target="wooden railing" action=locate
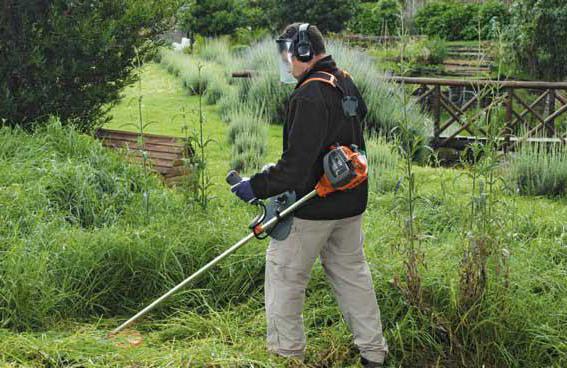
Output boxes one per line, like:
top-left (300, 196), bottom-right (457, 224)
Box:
top-left (389, 77), bottom-right (567, 149)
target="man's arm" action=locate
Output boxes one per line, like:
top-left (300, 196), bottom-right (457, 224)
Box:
top-left (250, 96), bottom-right (328, 199)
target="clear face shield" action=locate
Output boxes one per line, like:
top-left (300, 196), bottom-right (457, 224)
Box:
top-left (276, 39), bottom-right (297, 84)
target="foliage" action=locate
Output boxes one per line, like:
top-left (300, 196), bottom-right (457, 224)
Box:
top-left (261, 0), bottom-right (359, 33)
top-left (0, 121), bottom-right (266, 330)
top-left (1, 70), bottom-right (567, 366)
top-left (188, 65), bottom-right (215, 209)
top-left (405, 37), bottom-right (448, 65)
top-left (159, 50), bottom-right (230, 105)
top-left (415, 0), bottom-right (510, 41)
top-left (366, 135), bottom-right (401, 193)
top-left (348, 0), bottom-right (402, 36)
top-left (227, 106), bottom-right (269, 173)
top-left (177, 0), bottom-right (244, 37)
top-left (328, 40), bottom-right (432, 159)
top-left (506, 143), bottom-right (567, 197)
top-left (0, 0), bottom-right (176, 131)
top-left (505, 0), bottom-right (567, 81)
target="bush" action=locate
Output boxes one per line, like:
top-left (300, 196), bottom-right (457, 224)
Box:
top-left (506, 143), bottom-right (567, 197)
top-left (159, 50), bottom-right (229, 103)
top-left (366, 135), bottom-right (401, 193)
top-left (178, 0), bottom-right (244, 37)
top-left (227, 106), bottom-right (269, 173)
top-left (262, 0), bottom-right (359, 33)
top-left (415, 0), bottom-right (510, 41)
top-left (505, 0), bottom-right (567, 81)
top-left (0, 0), bottom-right (176, 131)
top-left (348, 0), bottom-right (402, 36)
top-left (407, 38), bottom-right (448, 65)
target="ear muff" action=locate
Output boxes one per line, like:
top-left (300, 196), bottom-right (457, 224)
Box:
top-left (295, 23), bottom-right (313, 62)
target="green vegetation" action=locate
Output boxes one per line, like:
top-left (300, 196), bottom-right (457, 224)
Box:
top-left (507, 143), bottom-right (567, 197)
top-left (415, 0), bottom-right (510, 41)
top-left (159, 37), bottom-right (431, 170)
top-left (348, 0), bottom-right (402, 36)
top-left (0, 0), bottom-right (176, 131)
top-left (505, 0), bottom-right (567, 81)
top-left (1, 62), bottom-right (566, 368)
top-left (368, 37), bottom-right (448, 75)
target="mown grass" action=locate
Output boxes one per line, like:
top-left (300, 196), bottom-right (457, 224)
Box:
top-left (1, 64), bottom-right (566, 368)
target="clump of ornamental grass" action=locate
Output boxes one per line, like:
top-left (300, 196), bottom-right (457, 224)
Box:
top-left (227, 105), bottom-right (268, 173)
top-left (159, 50), bottom-right (229, 104)
top-left (506, 142), bottom-right (567, 197)
top-left (328, 40), bottom-right (431, 160)
top-left (366, 134), bottom-right (401, 194)
top-left (197, 37), bottom-right (233, 67)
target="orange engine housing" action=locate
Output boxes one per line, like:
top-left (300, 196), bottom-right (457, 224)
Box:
top-left (315, 145), bottom-right (368, 197)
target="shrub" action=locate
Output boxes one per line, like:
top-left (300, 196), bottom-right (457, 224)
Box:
top-left (366, 135), bottom-right (401, 193)
top-left (505, 0), bottom-right (567, 81)
top-left (506, 143), bottom-right (567, 197)
top-left (227, 106), bottom-right (269, 173)
top-left (0, 0), bottom-right (176, 131)
top-left (177, 0), bottom-right (245, 37)
top-left (159, 50), bottom-right (229, 103)
top-left (403, 37), bottom-right (448, 65)
top-left (243, 72), bottom-right (292, 124)
top-left (262, 0), bottom-right (358, 33)
top-left (197, 38), bottom-right (233, 66)
top-left (348, 0), bottom-right (402, 36)
top-left (415, 1), bottom-right (510, 41)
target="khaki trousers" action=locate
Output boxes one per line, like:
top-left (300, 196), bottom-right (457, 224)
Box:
top-left (264, 214), bottom-right (388, 363)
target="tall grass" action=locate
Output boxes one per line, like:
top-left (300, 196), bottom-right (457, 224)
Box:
top-left (0, 121), bottom-right (266, 330)
top-left (1, 121), bottom-right (566, 367)
top-left (506, 142), bottom-right (567, 197)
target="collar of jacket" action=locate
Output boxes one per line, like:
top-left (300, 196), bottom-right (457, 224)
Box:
top-left (295, 55), bottom-right (338, 89)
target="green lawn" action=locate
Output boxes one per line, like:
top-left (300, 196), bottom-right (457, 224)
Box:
top-left (106, 63), bottom-right (283, 194)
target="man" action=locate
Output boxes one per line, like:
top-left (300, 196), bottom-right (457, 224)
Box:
top-left (231, 23), bottom-right (388, 367)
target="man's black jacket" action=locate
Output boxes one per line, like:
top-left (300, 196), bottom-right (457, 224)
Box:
top-left (249, 55), bottom-right (368, 220)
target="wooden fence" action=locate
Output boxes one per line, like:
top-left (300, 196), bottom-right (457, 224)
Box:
top-left (388, 77), bottom-right (567, 149)
top-left (95, 128), bottom-right (192, 185)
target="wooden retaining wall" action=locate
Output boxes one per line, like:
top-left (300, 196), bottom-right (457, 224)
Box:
top-left (95, 128), bottom-right (193, 185)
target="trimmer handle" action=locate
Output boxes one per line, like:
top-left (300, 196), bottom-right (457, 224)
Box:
top-left (226, 170), bottom-right (243, 186)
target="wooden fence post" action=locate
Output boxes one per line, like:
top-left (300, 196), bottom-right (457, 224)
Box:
top-left (433, 85), bottom-right (441, 141)
top-left (547, 89), bottom-right (556, 136)
top-left (504, 88), bottom-right (513, 151)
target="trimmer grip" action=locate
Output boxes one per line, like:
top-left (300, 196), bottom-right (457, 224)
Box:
top-left (226, 170), bottom-right (242, 186)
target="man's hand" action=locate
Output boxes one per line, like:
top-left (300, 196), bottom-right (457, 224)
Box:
top-left (231, 179), bottom-right (256, 203)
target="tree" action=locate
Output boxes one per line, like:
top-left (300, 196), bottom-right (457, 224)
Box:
top-left (349, 0), bottom-right (402, 36)
top-left (506, 0), bottom-right (567, 81)
top-left (0, 0), bottom-right (177, 131)
top-left (263, 0), bottom-right (359, 34)
top-left (178, 0), bottom-right (245, 37)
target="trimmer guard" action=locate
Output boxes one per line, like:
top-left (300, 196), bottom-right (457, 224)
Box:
top-left (264, 191), bottom-right (296, 240)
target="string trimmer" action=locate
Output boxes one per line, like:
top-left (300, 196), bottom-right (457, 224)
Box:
top-left (110, 144), bottom-right (368, 336)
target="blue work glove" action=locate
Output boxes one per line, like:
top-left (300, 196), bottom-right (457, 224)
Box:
top-left (231, 178), bottom-right (256, 203)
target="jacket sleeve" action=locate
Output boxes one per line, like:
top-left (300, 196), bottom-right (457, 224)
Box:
top-left (250, 96), bottom-right (328, 199)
